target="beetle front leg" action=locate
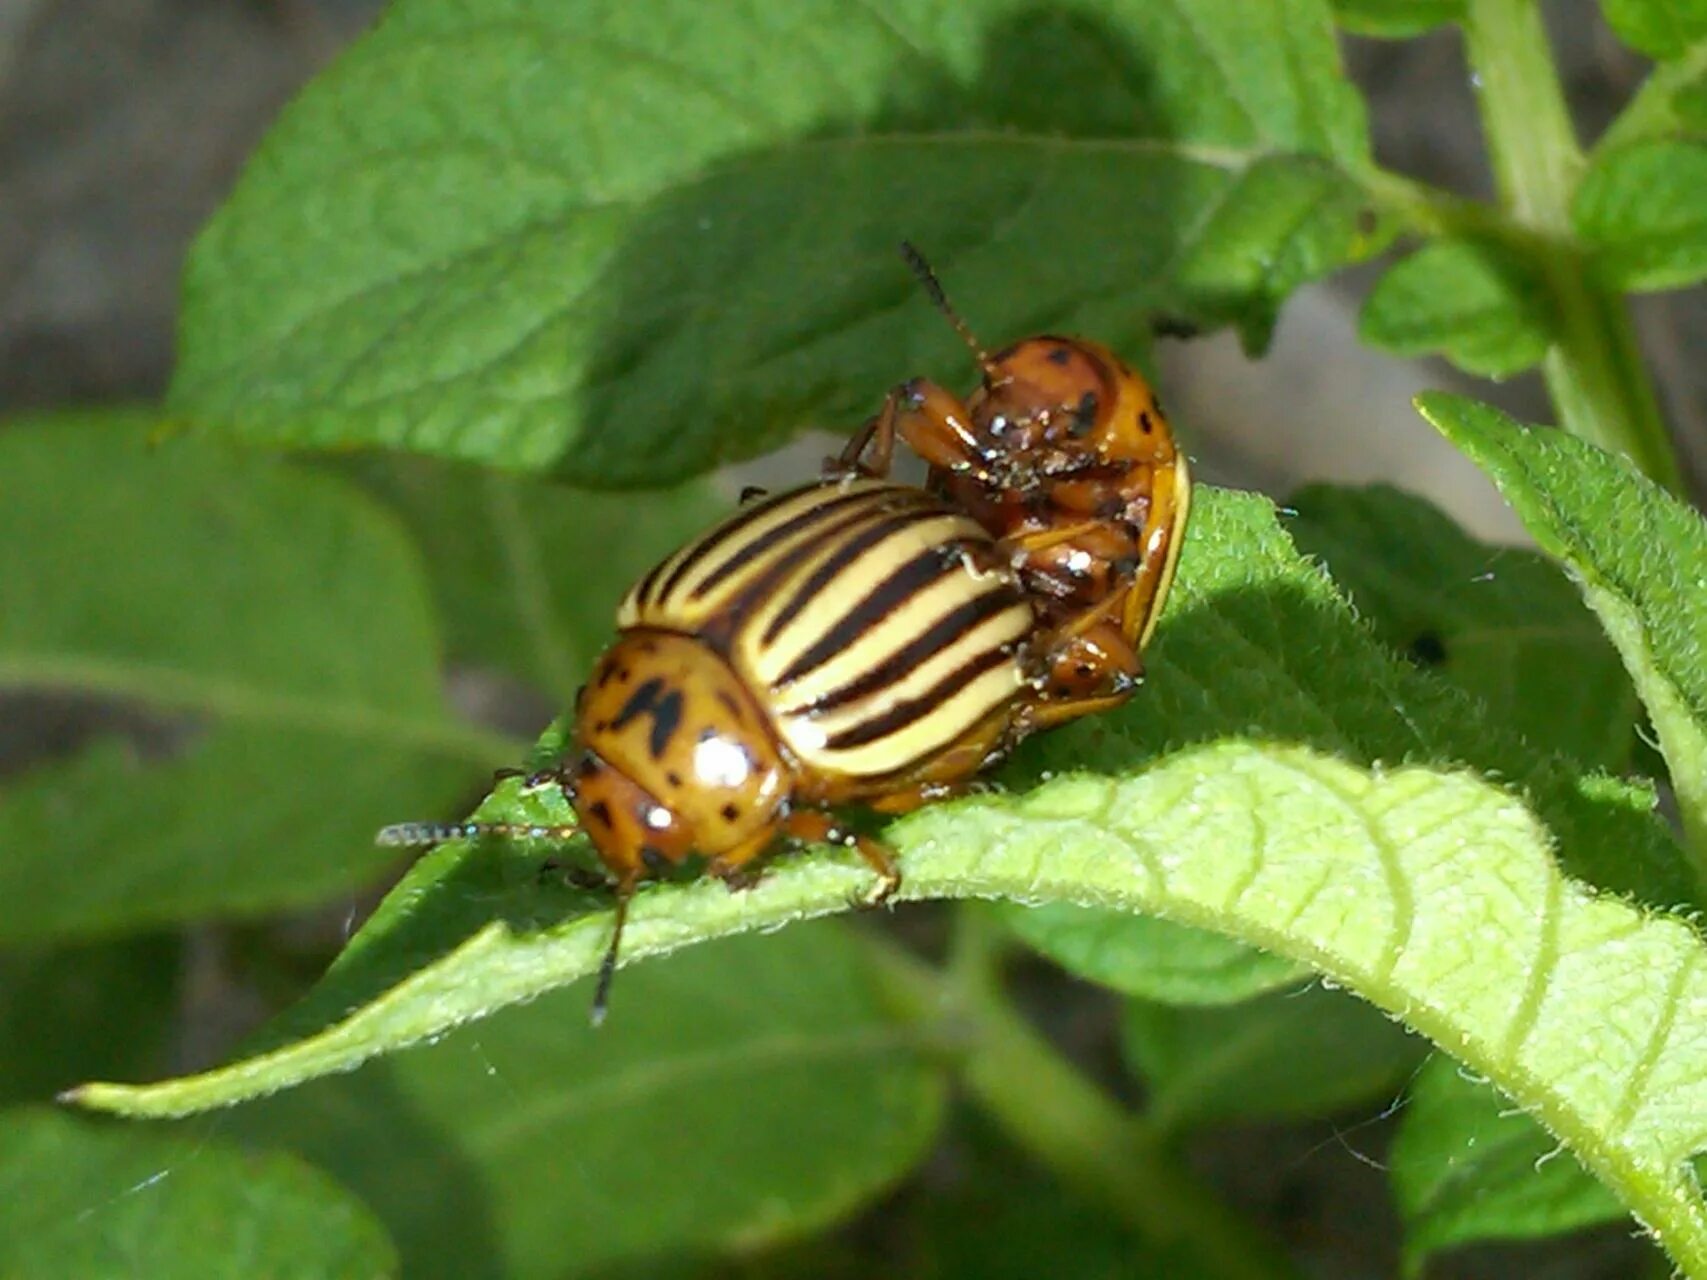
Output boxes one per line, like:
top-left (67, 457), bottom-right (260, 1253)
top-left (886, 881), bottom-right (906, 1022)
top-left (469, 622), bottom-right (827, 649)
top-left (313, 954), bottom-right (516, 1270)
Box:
top-left (829, 379), bottom-right (985, 479)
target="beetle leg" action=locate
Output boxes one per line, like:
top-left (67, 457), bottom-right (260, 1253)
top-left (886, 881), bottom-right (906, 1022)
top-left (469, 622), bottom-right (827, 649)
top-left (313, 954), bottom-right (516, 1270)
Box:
top-left (1011, 677), bottom-right (1138, 737)
top-left (999, 518), bottom-right (1113, 557)
top-left (704, 828), bottom-right (783, 893)
top-left (780, 810), bottom-right (901, 906)
top-left (830, 379), bottom-right (984, 480)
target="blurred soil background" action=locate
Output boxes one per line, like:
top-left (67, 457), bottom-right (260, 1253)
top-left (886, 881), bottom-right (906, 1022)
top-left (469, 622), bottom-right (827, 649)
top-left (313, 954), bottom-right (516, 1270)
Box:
top-left (0, 3), bottom-right (1700, 1277)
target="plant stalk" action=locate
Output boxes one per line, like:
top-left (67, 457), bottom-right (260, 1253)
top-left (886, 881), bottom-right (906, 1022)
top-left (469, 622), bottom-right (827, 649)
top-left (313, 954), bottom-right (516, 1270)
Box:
top-left (865, 912), bottom-right (1302, 1280)
top-left (1462, 0), bottom-right (1684, 492)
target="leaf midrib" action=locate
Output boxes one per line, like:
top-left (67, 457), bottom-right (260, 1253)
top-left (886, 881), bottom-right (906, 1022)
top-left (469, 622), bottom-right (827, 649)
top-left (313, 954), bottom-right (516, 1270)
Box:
top-left (0, 654), bottom-right (519, 766)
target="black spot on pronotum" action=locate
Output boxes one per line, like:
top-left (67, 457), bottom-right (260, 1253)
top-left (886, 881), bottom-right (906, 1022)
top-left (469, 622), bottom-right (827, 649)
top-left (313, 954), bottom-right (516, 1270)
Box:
top-left (612, 677), bottom-right (666, 730)
top-left (609, 676), bottom-right (686, 759)
top-left (1138, 411), bottom-right (1154, 434)
top-left (666, 771), bottom-right (682, 788)
top-left (648, 690), bottom-right (684, 759)
top-left (1407, 631), bottom-right (1448, 667)
top-left (1047, 345), bottom-right (1073, 366)
top-left (720, 803), bottom-right (739, 822)
top-left (1071, 391), bottom-right (1098, 436)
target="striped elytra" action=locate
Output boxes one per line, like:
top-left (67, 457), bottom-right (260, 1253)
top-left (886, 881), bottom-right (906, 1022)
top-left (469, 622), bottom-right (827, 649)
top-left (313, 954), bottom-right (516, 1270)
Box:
top-left (379, 477), bottom-right (1044, 1023)
top-left (619, 478), bottom-right (1033, 781)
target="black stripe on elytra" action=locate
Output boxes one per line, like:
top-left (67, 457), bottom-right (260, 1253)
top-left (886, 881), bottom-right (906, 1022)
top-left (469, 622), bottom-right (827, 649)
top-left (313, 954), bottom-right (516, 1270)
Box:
top-left (823, 644), bottom-right (1013, 750)
top-left (760, 508), bottom-right (934, 646)
top-left (650, 486), bottom-right (803, 604)
top-left (807, 589), bottom-right (1022, 715)
top-left (688, 488), bottom-right (883, 603)
top-left (774, 540), bottom-right (981, 688)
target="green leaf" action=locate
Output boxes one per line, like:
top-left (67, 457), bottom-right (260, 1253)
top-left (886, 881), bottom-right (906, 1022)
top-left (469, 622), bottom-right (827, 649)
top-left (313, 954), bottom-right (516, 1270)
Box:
top-left (345, 457), bottom-right (726, 702)
top-left (1285, 484), bottom-right (1639, 773)
top-left (225, 924), bottom-right (945, 1280)
top-left (1329, 0), bottom-right (1463, 36)
top-left (1575, 139), bottom-right (1707, 291)
top-left (1358, 239), bottom-right (1552, 378)
top-left (0, 1107), bottom-right (396, 1279)
top-left (1419, 393), bottom-right (1707, 882)
top-left (1001, 906), bottom-right (1305, 1004)
top-left (1390, 1057), bottom-right (1625, 1275)
top-left (74, 741), bottom-right (1707, 1273)
top-left (69, 486), bottom-right (1706, 1268)
top-left (1599, 0), bottom-right (1707, 59)
top-left (1122, 984), bottom-right (1425, 1134)
top-left (0, 415), bottom-right (507, 944)
top-left (1000, 481), bottom-right (1689, 995)
top-left (170, 0), bottom-right (1373, 482)
top-left (0, 938), bottom-right (180, 1105)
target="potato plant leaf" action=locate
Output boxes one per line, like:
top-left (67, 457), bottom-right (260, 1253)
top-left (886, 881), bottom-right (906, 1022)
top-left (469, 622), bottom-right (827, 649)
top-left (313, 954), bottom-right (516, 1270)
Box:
top-left (1599, 0), bottom-right (1707, 59)
top-left (0, 415), bottom-right (502, 943)
top-left (344, 456), bottom-right (726, 702)
top-left (1390, 1057), bottom-right (1625, 1276)
top-left (222, 924), bottom-right (945, 1280)
top-left (69, 489), bottom-right (1707, 1274)
top-left (0, 1107), bottom-right (397, 1279)
top-left (1285, 483), bottom-right (1639, 773)
top-left (1122, 984), bottom-right (1425, 1135)
top-left (1358, 238), bottom-right (1552, 378)
top-left (1420, 393), bottom-right (1707, 880)
top-left (169, 0), bottom-right (1375, 483)
top-left (1575, 139), bottom-right (1707, 292)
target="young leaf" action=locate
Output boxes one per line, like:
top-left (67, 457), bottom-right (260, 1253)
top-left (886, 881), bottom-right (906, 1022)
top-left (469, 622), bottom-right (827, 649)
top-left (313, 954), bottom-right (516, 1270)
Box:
top-left (72, 741), bottom-right (1707, 1274)
top-left (1598, 0), bottom-right (1707, 59)
top-left (224, 924), bottom-right (945, 1280)
top-left (1285, 484), bottom-right (1639, 773)
top-left (0, 1107), bottom-right (397, 1279)
top-left (1419, 393), bottom-right (1707, 879)
top-left (1358, 239), bottom-right (1552, 378)
top-left (1575, 139), bottom-right (1707, 291)
top-left (345, 457), bottom-right (726, 702)
top-left (1000, 906), bottom-right (1306, 1005)
top-left (0, 414), bottom-right (501, 943)
top-left (0, 937), bottom-right (181, 1105)
top-left (1122, 984), bottom-right (1425, 1135)
top-left (169, 0), bottom-right (1373, 482)
top-left (1390, 1057), bottom-right (1624, 1276)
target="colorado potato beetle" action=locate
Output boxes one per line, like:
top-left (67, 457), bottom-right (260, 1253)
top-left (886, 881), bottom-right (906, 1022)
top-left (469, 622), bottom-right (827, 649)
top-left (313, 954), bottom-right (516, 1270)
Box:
top-left (835, 244), bottom-right (1192, 712)
top-left (380, 477), bottom-right (1092, 1021)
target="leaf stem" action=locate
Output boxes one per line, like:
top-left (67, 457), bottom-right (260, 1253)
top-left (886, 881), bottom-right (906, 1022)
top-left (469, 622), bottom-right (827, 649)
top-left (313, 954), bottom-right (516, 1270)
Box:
top-left (1462, 0), bottom-right (1684, 491)
top-left (866, 913), bottom-right (1303, 1280)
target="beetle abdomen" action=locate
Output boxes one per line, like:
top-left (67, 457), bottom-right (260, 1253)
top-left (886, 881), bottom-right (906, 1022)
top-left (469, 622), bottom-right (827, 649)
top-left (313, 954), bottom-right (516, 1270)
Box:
top-left (620, 479), bottom-right (1034, 781)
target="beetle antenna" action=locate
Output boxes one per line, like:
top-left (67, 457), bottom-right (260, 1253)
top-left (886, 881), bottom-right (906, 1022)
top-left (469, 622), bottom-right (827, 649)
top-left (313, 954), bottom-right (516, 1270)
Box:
top-left (589, 889), bottom-right (632, 1027)
top-left (899, 241), bottom-right (996, 377)
top-left (375, 819), bottom-right (580, 848)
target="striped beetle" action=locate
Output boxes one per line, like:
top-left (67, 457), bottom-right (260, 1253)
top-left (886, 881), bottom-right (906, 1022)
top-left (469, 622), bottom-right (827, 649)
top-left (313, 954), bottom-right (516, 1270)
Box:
top-left (835, 244), bottom-right (1191, 713)
top-left (380, 477), bottom-right (1100, 1021)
